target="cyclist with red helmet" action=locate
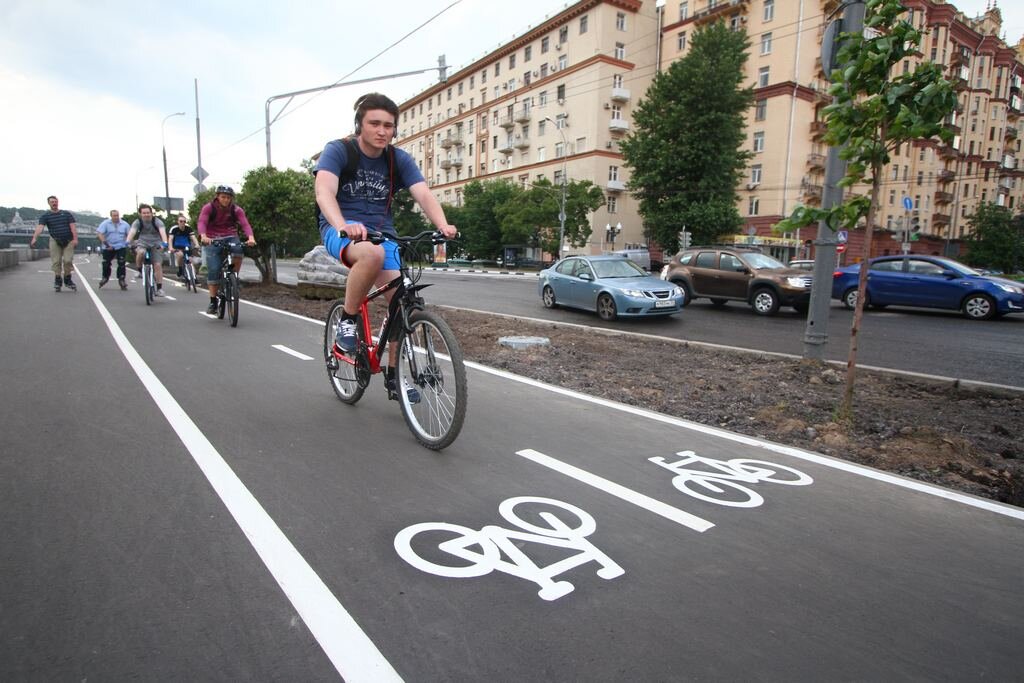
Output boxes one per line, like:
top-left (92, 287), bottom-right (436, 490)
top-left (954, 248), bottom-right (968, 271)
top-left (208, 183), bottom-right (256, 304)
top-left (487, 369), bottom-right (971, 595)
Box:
top-left (197, 186), bottom-right (256, 315)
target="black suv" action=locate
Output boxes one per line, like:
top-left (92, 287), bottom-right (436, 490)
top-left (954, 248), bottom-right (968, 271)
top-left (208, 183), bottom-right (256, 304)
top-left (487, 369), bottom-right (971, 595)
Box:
top-left (659, 246), bottom-right (813, 315)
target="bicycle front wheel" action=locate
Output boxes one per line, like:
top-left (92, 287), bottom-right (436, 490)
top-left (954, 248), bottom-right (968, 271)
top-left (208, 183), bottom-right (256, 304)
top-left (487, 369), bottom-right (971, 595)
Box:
top-left (396, 310), bottom-right (467, 450)
top-left (144, 265), bottom-right (153, 305)
top-left (324, 301), bottom-right (366, 404)
top-left (185, 263), bottom-right (197, 292)
top-left (227, 271), bottom-right (239, 327)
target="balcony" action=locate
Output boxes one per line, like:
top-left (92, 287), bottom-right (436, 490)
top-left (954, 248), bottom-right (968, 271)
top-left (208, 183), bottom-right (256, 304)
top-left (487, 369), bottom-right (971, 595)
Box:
top-left (1006, 125), bottom-right (1018, 140)
top-left (939, 145), bottom-right (959, 160)
top-left (934, 190), bottom-right (954, 204)
top-left (609, 118), bottom-right (630, 133)
top-left (692, 0), bottom-right (750, 26)
top-left (498, 139), bottom-right (515, 155)
top-left (606, 179), bottom-right (626, 193)
top-left (801, 182), bottom-right (823, 201)
top-left (513, 134), bottom-right (530, 150)
top-left (449, 157), bottom-right (463, 168)
top-left (810, 120), bottom-right (827, 138)
top-left (610, 87), bottom-right (631, 103)
top-left (944, 117), bottom-right (961, 134)
top-left (950, 50), bottom-right (969, 68)
top-left (1011, 96), bottom-right (1022, 115)
top-left (932, 212), bottom-right (951, 226)
top-left (937, 169), bottom-right (955, 183)
top-left (440, 134), bottom-right (463, 149)
top-left (499, 115), bottom-right (516, 130)
top-left (997, 182), bottom-right (1011, 195)
top-left (439, 159), bottom-right (452, 170)
top-left (807, 152), bottom-right (826, 169)
top-left (514, 107), bottom-right (532, 124)
top-left (1003, 155), bottom-right (1017, 170)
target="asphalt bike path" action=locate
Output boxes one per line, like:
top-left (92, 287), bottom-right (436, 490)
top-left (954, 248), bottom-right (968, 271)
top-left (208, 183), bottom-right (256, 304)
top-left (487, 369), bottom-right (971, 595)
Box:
top-left (2, 258), bottom-right (1021, 680)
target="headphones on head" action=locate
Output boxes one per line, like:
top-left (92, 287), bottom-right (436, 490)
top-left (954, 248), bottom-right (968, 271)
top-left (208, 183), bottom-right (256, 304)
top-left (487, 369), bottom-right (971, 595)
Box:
top-left (353, 94), bottom-right (398, 140)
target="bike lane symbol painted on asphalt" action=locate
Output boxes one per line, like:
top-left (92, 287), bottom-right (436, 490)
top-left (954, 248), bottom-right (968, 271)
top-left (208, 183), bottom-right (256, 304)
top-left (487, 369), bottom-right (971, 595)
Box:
top-left (394, 496), bottom-right (624, 601)
top-left (649, 451), bottom-right (814, 508)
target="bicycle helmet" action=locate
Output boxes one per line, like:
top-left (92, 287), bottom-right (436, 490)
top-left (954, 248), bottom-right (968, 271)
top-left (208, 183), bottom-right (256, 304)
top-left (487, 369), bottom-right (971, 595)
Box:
top-left (214, 185), bottom-right (235, 196)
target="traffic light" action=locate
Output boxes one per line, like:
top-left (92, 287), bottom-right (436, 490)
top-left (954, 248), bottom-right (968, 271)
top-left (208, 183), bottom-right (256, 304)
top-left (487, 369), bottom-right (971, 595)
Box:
top-left (680, 230), bottom-right (692, 249)
top-left (909, 215), bottom-right (921, 242)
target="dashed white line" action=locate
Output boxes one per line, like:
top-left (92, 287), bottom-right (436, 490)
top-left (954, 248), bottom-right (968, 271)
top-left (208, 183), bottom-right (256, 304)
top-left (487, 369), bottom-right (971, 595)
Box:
top-left (516, 448), bottom-right (714, 533)
top-left (273, 344), bottom-right (314, 360)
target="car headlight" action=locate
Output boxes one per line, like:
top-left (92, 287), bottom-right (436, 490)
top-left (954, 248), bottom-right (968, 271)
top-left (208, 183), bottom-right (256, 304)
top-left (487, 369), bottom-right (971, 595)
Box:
top-left (786, 277), bottom-right (811, 288)
top-left (622, 288), bottom-right (644, 297)
top-left (994, 282), bottom-right (1023, 294)
top-left (672, 286), bottom-right (683, 297)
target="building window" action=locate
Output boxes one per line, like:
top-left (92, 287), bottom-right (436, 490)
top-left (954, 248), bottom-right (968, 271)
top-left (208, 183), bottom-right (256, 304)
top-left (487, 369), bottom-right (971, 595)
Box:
top-left (679, 2), bottom-right (688, 21)
top-left (553, 169), bottom-right (564, 185)
top-left (538, 119), bottom-right (546, 135)
top-left (557, 84), bottom-right (566, 100)
top-left (749, 196), bottom-right (760, 215)
top-left (558, 54), bottom-right (568, 70)
top-left (613, 74), bottom-right (623, 88)
top-left (538, 147), bottom-right (546, 161)
top-left (495, 61), bottom-right (501, 77)
top-left (677, 31), bottom-right (687, 51)
top-left (524, 46), bottom-right (532, 62)
top-left (614, 42), bottom-right (625, 60)
top-left (607, 196), bottom-right (617, 213)
top-left (481, 68), bottom-right (487, 84)
top-left (754, 99), bottom-right (766, 121)
top-left (542, 36), bottom-right (549, 53)
top-left (555, 142), bottom-right (565, 158)
top-left (761, 33), bottom-right (772, 55)
top-left (524, 71), bottom-right (532, 86)
top-left (753, 131), bottom-right (765, 152)
top-left (539, 90), bottom-right (548, 106)
top-left (616, 12), bottom-right (626, 31)
top-left (580, 15), bottom-right (588, 34)
top-left (559, 26), bottom-right (568, 43)
top-left (609, 166), bottom-right (619, 181)
top-left (758, 66), bottom-right (770, 88)
top-left (575, 136), bottom-right (586, 152)
top-left (509, 53), bottom-right (516, 69)
top-left (764, 0), bottom-right (774, 22)
top-left (750, 164), bottom-right (762, 185)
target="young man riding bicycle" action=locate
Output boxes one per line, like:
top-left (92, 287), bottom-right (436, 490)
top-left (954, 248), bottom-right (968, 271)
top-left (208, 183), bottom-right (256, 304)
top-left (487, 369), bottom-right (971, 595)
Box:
top-left (314, 92), bottom-right (457, 402)
top-left (169, 214), bottom-right (200, 279)
top-left (197, 186), bottom-right (256, 315)
top-left (127, 204), bottom-right (170, 297)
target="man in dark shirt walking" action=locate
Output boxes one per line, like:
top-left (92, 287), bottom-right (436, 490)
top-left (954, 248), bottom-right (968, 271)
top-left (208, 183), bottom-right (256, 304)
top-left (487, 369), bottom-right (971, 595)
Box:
top-left (31, 195), bottom-right (78, 291)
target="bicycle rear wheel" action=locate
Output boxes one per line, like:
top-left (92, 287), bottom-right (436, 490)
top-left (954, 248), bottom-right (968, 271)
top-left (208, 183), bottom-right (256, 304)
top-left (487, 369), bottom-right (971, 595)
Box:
top-left (396, 310), bottom-right (467, 450)
top-left (227, 271), bottom-right (239, 327)
top-left (324, 301), bottom-right (366, 404)
top-left (185, 262), bottom-right (197, 292)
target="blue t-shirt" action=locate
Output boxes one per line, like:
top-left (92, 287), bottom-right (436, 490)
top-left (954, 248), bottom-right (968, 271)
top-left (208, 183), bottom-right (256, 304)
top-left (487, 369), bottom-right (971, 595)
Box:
top-left (315, 140), bottom-right (424, 238)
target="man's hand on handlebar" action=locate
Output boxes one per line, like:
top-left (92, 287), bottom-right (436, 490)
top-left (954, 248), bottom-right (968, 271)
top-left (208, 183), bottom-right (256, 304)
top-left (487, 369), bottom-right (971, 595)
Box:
top-left (341, 222), bottom-right (368, 242)
top-left (246, 236), bottom-right (256, 247)
top-left (200, 234), bottom-right (212, 245)
top-left (438, 224), bottom-right (457, 239)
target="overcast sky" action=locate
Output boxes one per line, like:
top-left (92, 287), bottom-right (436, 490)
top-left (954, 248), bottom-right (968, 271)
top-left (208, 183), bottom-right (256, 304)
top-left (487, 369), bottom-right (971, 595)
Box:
top-left (2, 0), bottom-right (1021, 216)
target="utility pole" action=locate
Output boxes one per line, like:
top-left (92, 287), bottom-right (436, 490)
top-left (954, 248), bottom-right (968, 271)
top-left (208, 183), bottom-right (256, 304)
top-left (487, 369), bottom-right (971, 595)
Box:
top-left (802, 0), bottom-right (866, 361)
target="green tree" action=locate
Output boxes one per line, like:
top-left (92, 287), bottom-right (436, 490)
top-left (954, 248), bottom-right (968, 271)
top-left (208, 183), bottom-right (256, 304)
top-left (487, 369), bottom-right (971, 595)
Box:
top-left (620, 20), bottom-right (753, 253)
top-left (236, 166), bottom-right (319, 281)
top-left (964, 203), bottom-right (1024, 273)
top-left (392, 189), bottom-right (430, 237)
top-left (775, 0), bottom-right (957, 420)
top-left (459, 179), bottom-right (521, 259)
top-left (498, 178), bottom-right (604, 256)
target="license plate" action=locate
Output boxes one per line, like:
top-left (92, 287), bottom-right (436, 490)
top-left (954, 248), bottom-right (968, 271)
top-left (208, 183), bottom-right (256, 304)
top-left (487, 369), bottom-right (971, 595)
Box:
top-left (654, 300), bottom-right (675, 308)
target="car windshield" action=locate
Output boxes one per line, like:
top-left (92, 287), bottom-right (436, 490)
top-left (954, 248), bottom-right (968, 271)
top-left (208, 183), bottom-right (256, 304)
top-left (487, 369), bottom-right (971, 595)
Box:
top-left (592, 259), bottom-right (646, 278)
top-left (932, 257), bottom-right (981, 276)
top-left (742, 253), bottom-right (787, 269)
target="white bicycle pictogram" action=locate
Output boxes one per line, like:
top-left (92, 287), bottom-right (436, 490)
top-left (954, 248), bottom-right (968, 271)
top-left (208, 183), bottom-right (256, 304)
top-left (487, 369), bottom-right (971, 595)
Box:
top-left (649, 451), bottom-right (813, 508)
top-left (394, 496), bottom-right (624, 601)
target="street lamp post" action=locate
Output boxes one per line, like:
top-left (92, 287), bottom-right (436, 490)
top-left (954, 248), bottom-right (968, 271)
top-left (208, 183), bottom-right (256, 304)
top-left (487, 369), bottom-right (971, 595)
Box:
top-left (544, 116), bottom-right (568, 261)
top-left (161, 112), bottom-right (186, 216)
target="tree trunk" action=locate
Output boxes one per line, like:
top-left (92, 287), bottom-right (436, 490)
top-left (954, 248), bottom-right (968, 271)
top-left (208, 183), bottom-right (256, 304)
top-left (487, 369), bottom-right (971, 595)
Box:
top-left (841, 136), bottom-right (887, 421)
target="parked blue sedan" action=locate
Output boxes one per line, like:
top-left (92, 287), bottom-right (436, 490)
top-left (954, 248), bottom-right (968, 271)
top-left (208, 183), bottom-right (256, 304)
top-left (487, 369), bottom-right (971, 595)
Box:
top-left (539, 255), bottom-right (685, 320)
top-left (832, 255), bottom-right (1024, 320)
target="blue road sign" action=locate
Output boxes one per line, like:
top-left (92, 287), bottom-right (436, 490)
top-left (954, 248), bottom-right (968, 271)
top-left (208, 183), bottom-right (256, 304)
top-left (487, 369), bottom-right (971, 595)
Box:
top-left (902, 196), bottom-right (913, 211)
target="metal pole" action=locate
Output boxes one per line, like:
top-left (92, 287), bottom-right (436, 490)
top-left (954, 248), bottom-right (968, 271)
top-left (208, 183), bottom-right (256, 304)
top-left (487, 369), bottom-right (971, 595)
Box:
top-left (161, 112), bottom-right (185, 216)
top-left (802, 0), bottom-right (865, 361)
top-left (195, 79), bottom-right (203, 198)
top-left (545, 116), bottom-right (568, 260)
top-left (264, 65), bottom-right (445, 167)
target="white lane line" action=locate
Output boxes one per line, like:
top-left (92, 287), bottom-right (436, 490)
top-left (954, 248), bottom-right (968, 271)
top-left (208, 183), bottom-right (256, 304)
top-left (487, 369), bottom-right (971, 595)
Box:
top-left (516, 448), bottom-right (714, 533)
top-left (74, 264), bottom-right (402, 682)
top-left (164, 295), bottom-right (177, 301)
top-left (273, 344), bottom-right (314, 361)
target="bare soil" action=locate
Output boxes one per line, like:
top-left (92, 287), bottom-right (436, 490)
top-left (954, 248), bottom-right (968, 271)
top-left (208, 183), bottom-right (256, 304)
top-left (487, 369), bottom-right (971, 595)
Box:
top-left (242, 282), bottom-right (1024, 508)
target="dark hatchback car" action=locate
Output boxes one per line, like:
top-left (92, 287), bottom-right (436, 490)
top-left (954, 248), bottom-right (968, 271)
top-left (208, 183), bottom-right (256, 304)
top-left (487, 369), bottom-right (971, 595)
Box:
top-left (832, 255), bottom-right (1024, 320)
top-left (659, 246), bottom-right (813, 315)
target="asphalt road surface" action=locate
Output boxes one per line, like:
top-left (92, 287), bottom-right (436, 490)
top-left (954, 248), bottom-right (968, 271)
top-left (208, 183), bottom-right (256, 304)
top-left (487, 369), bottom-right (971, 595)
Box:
top-left (3, 259), bottom-right (1021, 680)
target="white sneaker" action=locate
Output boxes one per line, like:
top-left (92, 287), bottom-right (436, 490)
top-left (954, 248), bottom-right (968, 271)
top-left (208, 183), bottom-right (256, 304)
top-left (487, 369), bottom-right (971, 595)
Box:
top-left (154, 288), bottom-right (165, 297)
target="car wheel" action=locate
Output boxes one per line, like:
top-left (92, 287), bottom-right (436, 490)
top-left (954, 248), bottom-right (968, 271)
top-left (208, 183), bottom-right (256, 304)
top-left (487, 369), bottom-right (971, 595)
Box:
top-left (710, 298), bottom-right (728, 308)
top-left (962, 293), bottom-right (996, 320)
top-left (542, 285), bottom-right (558, 309)
top-left (597, 293), bottom-right (617, 321)
top-left (751, 288), bottom-right (780, 316)
top-left (842, 287), bottom-right (860, 310)
top-left (671, 280), bottom-right (692, 308)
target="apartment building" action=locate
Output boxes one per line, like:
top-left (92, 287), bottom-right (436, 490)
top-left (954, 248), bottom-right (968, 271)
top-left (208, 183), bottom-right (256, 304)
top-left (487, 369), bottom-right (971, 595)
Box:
top-left (666, 0), bottom-right (1024, 259)
top-left (397, 0), bottom-right (660, 259)
top-left (398, 0), bottom-right (1023, 261)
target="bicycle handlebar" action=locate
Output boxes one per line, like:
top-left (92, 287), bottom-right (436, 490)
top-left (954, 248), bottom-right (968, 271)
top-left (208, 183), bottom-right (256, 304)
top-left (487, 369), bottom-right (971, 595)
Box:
top-left (362, 229), bottom-right (457, 245)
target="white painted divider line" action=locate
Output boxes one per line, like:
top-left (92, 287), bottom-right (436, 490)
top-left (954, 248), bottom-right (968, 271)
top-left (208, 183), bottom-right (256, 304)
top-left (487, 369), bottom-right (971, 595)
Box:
top-left (516, 448), bottom-right (714, 533)
top-left (77, 268), bottom-right (401, 682)
top-left (273, 344), bottom-right (314, 361)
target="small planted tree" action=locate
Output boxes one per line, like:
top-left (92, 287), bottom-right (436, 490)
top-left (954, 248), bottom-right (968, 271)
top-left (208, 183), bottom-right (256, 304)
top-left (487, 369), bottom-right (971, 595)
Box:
top-left (775, 0), bottom-right (956, 420)
top-left (964, 203), bottom-right (1024, 274)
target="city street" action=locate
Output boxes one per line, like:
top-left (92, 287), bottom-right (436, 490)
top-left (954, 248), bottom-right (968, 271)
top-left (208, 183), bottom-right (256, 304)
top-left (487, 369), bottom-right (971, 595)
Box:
top-left (2, 258), bottom-right (1022, 680)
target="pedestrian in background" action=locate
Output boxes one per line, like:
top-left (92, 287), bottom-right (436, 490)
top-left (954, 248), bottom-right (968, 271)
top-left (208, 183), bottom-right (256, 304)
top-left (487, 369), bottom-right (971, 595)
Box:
top-left (96, 209), bottom-right (132, 290)
top-left (30, 195), bottom-right (78, 292)
top-left (127, 204), bottom-right (169, 297)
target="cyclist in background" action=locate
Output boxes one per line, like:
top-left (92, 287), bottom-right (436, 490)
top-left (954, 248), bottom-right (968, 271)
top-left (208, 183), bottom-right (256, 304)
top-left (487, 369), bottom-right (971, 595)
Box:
top-left (127, 204), bottom-right (169, 297)
top-left (197, 186), bottom-right (256, 315)
top-left (169, 214), bottom-right (200, 278)
top-left (314, 92), bottom-right (456, 401)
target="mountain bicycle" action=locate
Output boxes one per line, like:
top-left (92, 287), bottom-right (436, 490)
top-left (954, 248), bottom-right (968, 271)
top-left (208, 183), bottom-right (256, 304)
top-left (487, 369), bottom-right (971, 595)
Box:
top-left (324, 230), bottom-right (467, 450)
top-left (180, 245), bottom-right (198, 293)
top-left (209, 237), bottom-right (240, 327)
